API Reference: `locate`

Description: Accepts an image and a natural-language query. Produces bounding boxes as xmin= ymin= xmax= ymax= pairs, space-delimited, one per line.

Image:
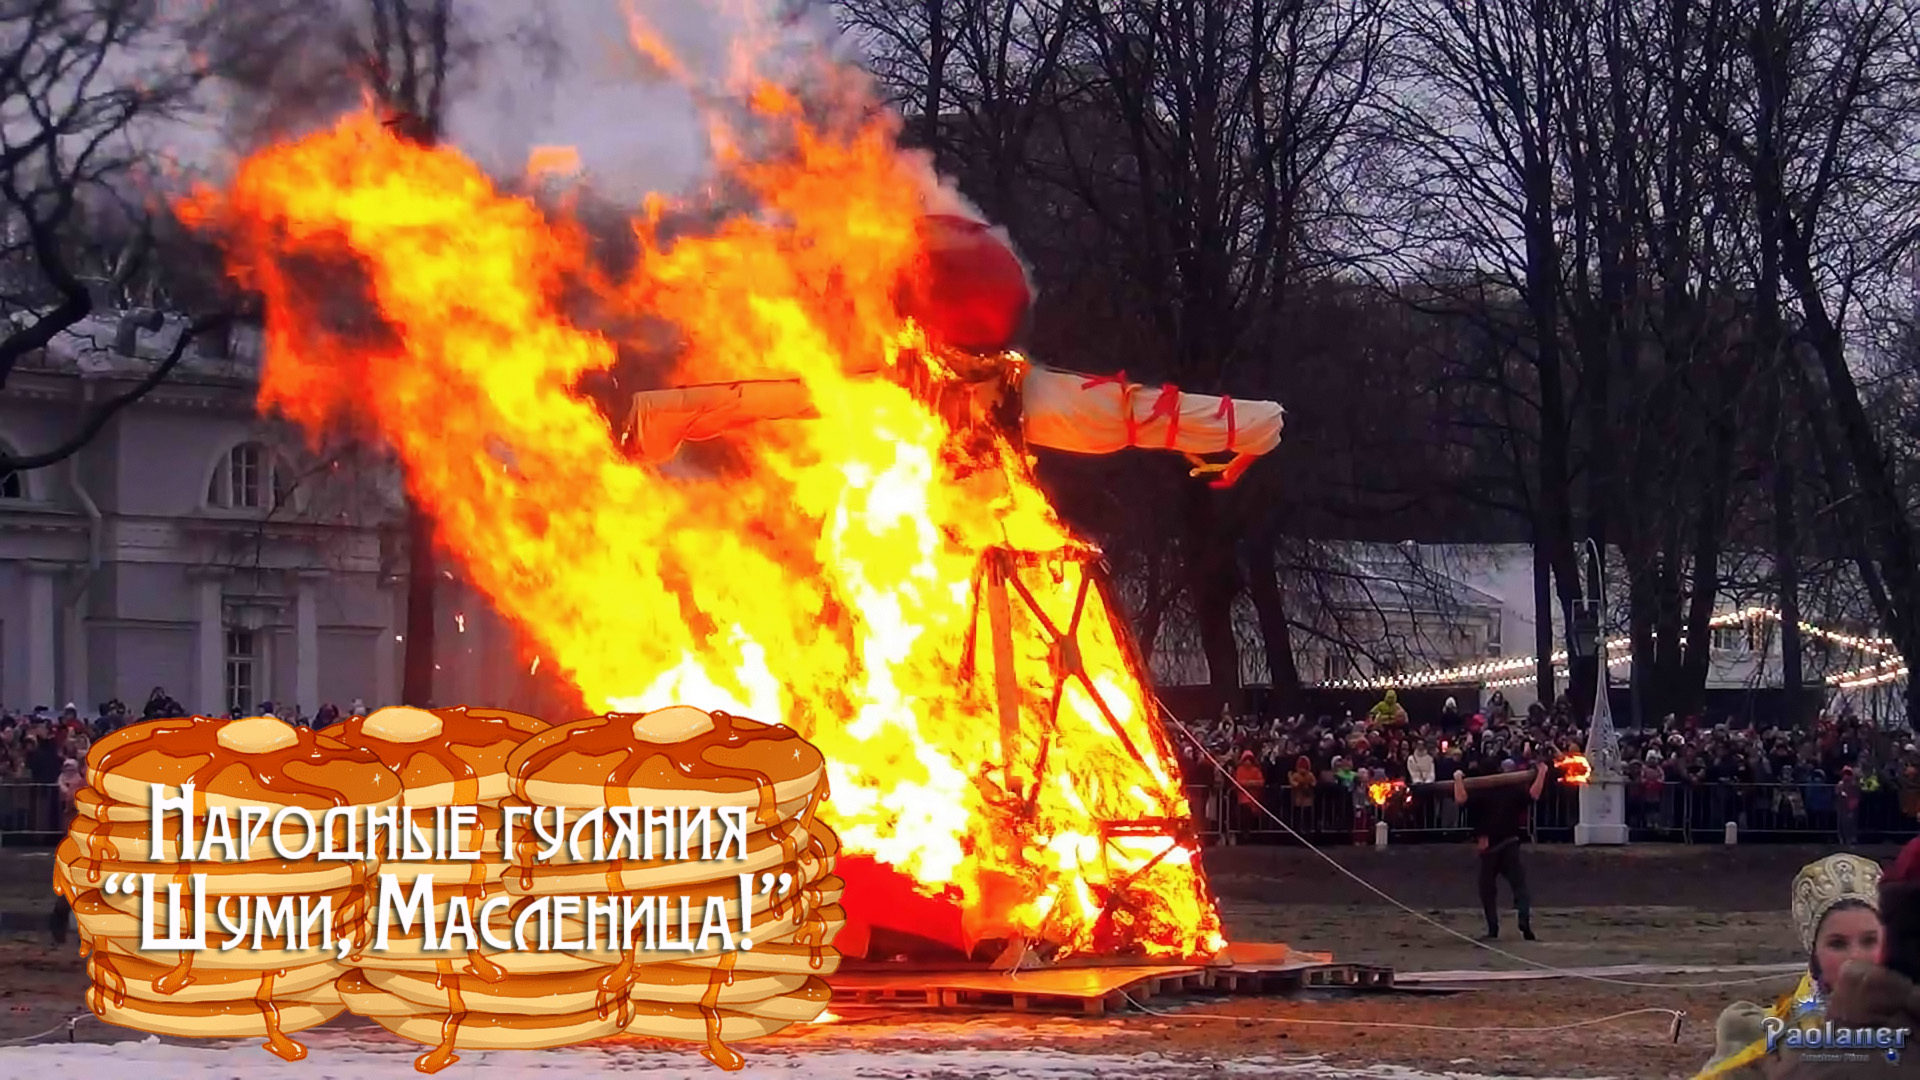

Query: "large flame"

xmin=184 ymin=57 xmax=1220 ymax=958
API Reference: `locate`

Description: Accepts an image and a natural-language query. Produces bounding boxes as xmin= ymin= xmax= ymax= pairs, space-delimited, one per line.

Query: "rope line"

xmin=1121 ymin=991 xmax=1684 ymax=1036
xmin=0 ymin=1013 xmax=88 ymax=1047
xmin=1162 ymin=702 xmax=1797 ymax=991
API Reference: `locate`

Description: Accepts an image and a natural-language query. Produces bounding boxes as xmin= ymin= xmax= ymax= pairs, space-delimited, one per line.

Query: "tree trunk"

xmin=1783 ymin=259 xmax=1920 ymax=728
xmin=1653 ymin=544 xmax=1684 ymax=716
xmin=403 ymin=502 xmax=437 ymax=706
xmin=1677 ymin=479 xmax=1727 ymax=719
xmin=1244 ymin=536 xmax=1299 ymax=710
xmin=1767 ymin=374 xmax=1805 ymax=713
xmin=1627 ymin=544 xmax=1656 ymax=728
xmin=1533 ymin=537 xmax=1556 ymax=704
xmin=1186 ymin=491 xmax=1241 ymax=714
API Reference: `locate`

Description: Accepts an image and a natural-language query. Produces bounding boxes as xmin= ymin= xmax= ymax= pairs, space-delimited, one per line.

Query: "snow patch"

xmin=0 ymin=1038 xmax=1615 ymax=1080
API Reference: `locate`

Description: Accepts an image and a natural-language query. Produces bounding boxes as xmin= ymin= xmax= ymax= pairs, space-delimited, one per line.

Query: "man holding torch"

xmin=1454 ymin=762 xmax=1547 ymax=941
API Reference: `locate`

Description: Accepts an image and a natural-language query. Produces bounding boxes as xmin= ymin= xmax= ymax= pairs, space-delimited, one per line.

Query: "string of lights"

xmin=1310 ymin=606 xmax=1902 ymax=692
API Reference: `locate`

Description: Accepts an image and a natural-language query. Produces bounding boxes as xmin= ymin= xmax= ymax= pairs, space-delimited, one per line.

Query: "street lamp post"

xmin=1574 ymin=539 xmax=1629 ymax=845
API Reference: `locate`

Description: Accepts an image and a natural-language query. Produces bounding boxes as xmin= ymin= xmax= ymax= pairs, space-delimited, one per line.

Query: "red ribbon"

xmin=1081 ymin=371 xmax=1142 ymax=445
xmin=1148 ymin=384 xmax=1183 ymax=448
xmin=1216 ymin=395 xmax=1237 ymax=452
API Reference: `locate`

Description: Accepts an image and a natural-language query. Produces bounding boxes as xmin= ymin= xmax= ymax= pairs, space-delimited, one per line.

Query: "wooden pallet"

xmin=1214 ymin=961 xmax=1395 ymax=994
xmin=828 ymin=957 xmax=1394 ymax=1017
xmin=830 ymin=964 xmax=1210 ymax=1016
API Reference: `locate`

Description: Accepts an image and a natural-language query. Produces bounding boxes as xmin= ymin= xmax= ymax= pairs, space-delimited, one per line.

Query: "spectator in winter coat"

xmin=1408 ymin=743 xmax=1436 ymax=785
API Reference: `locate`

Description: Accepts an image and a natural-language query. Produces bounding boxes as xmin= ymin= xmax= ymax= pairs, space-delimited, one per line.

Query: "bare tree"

xmin=1681 ymin=0 xmax=1920 ymax=725
xmin=0 ymin=1 xmax=235 ymax=472
xmin=1039 ymin=0 xmax=1385 ymax=709
xmin=838 ymin=0 xmax=1077 ymax=230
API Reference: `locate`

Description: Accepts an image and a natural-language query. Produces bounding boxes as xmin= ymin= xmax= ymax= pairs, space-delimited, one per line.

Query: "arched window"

xmin=207 ymin=441 xmax=293 ymax=512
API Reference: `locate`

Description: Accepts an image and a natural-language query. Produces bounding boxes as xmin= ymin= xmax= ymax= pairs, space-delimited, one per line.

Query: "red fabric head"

xmin=896 ymin=215 xmax=1032 ymax=353
xmin=1888 ymin=837 xmax=1920 ymax=886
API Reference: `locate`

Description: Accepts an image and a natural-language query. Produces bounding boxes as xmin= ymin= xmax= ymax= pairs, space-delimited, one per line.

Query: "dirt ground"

xmin=0 ymin=841 xmax=1882 ymax=1078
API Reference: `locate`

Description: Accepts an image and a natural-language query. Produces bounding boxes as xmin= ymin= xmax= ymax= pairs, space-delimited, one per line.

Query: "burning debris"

xmin=180 ymin=36 xmax=1292 ymax=964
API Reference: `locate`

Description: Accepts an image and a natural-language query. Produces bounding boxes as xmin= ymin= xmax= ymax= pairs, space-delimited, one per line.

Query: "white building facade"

xmin=0 ymin=314 xmax=516 ymax=717
xmin=1146 ymin=541 xmax=1897 ymax=715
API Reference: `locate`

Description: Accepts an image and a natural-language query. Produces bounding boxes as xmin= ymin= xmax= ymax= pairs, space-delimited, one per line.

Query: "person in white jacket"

xmin=1408 ymin=743 xmax=1436 ymax=784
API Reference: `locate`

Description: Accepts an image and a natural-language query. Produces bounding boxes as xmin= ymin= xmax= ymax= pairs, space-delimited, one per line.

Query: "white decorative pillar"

xmin=1573 ymin=543 xmax=1629 ymax=846
xmin=295 ymin=575 xmax=321 ymax=718
xmin=191 ymin=569 xmax=227 ymax=715
xmin=22 ymin=561 xmax=60 ymax=711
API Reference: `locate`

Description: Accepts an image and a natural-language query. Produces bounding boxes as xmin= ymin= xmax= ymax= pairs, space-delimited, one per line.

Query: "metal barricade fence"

xmin=1175 ymin=774 xmax=1920 ymax=846
xmin=0 ymin=782 xmax=65 ymax=845
xmin=5 ymin=778 xmax=1918 ymax=848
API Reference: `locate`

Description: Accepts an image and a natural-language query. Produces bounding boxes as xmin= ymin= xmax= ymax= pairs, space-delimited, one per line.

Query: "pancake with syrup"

xmin=335 ymin=971 xmax=623 ymax=1071
xmin=364 ymin=963 xmax=806 ymax=1015
xmin=354 ymin=894 xmax=845 ymax=982
xmin=86 ymin=714 xmax=402 ymax=815
xmin=496 ymin=791 xmax=816 ymax=867
xmin=87 ymin=951 xmax=340 ymax=1005
xmin=92 ymin=987 xmax=346 ymax=1044
xmin=621 ymin=962 xmax=812 ymax=1006
xmin=92 ymin=932 xmax=337 ymax=972
xmin=351 ymin=878 xmax=840 ymax=977
xmin=541 ymin=858 xmax=842 ymax=940
xmin=56 ymin=834 xmax=367 ymax=896
xmin=505 ymin=706 xmax=825 ymax=815
xmin=319 ymin=705 xmax=546 ymax=806
xmin=75 ymin=786 xmax=156 ymax=823
xmin=369 ymin=1005 xmax=625 ymax=1060
xmin=503 ymin=814 xmax=831 ymax=896
xmin=618 ymin=976 xmax=834 ymax=1067
xmin=68 ymin=804 xmax=299 ymax=863
xmin=75 ymin=883 xmax=366 ymax=944
xmin=672 ymin=899 xmax=846 ymax=976
xmin=381 ymin=855 xmax=507 ymax=887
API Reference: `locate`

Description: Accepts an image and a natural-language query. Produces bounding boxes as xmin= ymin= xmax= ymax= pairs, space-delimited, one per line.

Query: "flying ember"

xmin=181 ymin=56 xmax=1237 ymax=958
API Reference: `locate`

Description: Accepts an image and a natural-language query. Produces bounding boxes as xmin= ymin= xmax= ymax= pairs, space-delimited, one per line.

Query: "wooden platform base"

xmin=829 ymin=946 xmax=1393 ymax=1017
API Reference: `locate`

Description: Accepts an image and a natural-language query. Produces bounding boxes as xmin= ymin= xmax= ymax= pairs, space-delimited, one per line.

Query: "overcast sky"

xmin=155 ymin=0 xmax=837 ymax=203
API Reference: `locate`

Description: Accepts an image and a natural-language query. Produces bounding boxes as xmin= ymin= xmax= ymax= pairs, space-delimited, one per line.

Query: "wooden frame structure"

xmin=954 ymin=543 xmax=1215 ymax=968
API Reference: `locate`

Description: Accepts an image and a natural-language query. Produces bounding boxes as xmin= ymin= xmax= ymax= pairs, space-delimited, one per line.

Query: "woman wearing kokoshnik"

xmin=1696 ymin=853 xmax=1885 ymax=1078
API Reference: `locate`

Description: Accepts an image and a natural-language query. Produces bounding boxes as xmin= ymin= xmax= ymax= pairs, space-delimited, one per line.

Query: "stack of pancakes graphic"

xmin=514 ymin=705 xmax=846 ymax=1070
xmin=333 ymin=704 xmax=842 ymax=1072
xmin=317 ymin=705 xmax=549 ymax=1072
xmin=55 ymin=714 xmax=400 ymax=1061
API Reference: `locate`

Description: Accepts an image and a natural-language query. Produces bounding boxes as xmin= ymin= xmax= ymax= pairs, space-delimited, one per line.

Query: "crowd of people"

xmin=0 ymin=689 xmax=372 ymax=833
xmin=1171 ymin=689 xmax=1920 ymax=843
xmin=4 ymin=684 xmax=1920 ymax=845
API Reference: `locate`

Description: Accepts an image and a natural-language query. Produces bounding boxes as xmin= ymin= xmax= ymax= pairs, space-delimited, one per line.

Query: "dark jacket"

xmin=1767 ymin=962 xmax=1920 ymax=1077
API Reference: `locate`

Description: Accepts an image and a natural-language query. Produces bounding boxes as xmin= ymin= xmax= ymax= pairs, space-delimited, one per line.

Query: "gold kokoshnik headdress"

xmin=1791 ymin=853 xmax=1883 ymax=954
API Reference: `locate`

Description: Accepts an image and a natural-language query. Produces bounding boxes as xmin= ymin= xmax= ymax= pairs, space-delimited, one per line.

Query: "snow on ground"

xmin=0 ymin=1034 xmax=1605 ymax=1080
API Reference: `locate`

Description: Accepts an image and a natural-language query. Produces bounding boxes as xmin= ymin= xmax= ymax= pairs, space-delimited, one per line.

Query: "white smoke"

xmin=443 ymin=0 xmax=723 ymax=201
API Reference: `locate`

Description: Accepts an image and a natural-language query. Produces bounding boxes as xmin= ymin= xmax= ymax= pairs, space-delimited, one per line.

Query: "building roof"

xmin=13 ymin=310 xmax=265 ymax=387
xmin=1314 ymin=541 xmax=1506 ymax=616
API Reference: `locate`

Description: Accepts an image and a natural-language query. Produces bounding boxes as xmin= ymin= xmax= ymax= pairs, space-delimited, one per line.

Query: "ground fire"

xmin=178 ymin=51 xmax=1292 ymax=963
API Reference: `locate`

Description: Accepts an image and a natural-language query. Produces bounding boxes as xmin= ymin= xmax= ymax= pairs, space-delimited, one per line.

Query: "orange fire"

xmin=1558 ymin=754 xmax=1592 ymax=784
xmin=183 ymin=55 xmax=1220 ymax=958
xmin=1366 ymin=779 xmax=1406 ymax=807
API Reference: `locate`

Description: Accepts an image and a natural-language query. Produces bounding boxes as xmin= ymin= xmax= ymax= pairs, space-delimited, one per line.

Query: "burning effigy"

xmin=180 ymin=28 xmax=1285 ymax=970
